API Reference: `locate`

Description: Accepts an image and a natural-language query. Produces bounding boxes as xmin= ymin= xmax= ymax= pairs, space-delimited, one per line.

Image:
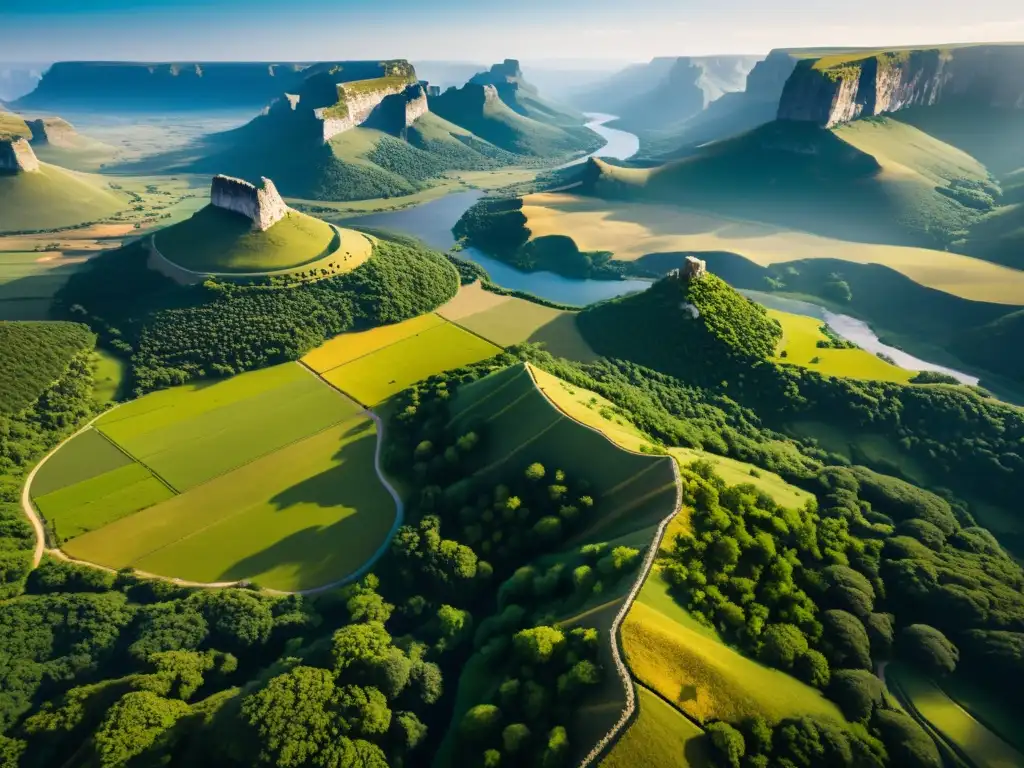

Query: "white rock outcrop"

xmin=0 ymin=137 xmax=40 ymax=173
xmin=210 ymin=174 xmax=287 ymax=231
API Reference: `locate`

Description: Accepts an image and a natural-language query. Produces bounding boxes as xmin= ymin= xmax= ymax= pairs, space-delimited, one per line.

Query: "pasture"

xmin=62 ymin=415 xmax=397 ymax=592
xmin=622 ymin=579 xmax=844 ymax=724
xmin=601 ymin=687 xmax=709 ymax=768
xmin=888 ymin=663 xmax=1024 ymax=768
xmin=438 ymin=282 xmax=597 ymax=361
xmin=0 ymin=164 xmax=127 ymax=232
xmin=317 ymin=318 xmax=501 ymax=405
xmin=95 ymin=362 xmax=358 ymax=490
xmin=769 ymin=309 xmax=914 ymax=383
xmin=302 ymin=312 xmax=446 ymax=373
xmin=520 ymin=192 xmax=1024 ymax=305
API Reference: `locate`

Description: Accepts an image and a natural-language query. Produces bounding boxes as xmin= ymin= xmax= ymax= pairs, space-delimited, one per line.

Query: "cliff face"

xmin=210 ymin=174 xmax=287 ymax=231
xmin=744 ymin=50 xmax=800 ymax=103
xmin=777 ymin=45 xmax=1024 ymax=127
xmin=317 ymin=76 xmax=419 ymax=141
xmin=27 ymin=117 xmax=78 ymax=147
xmin=0 ymin=137 xmax=40 ymax=173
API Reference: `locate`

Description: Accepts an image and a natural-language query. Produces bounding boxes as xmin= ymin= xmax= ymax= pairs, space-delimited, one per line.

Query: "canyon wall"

xmin=0 ymin=137 xmax=40 ymax=173
xmin=210 ymin=174 xmax=287 ymax=231
xmin=315 ymin=76 xmax=419 ymax=141
xmin=777 ymin=45 xmax=1024 ymax=127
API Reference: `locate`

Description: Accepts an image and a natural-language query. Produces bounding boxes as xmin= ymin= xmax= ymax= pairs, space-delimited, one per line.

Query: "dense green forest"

xmin=55 ymin=236 xmax=460 ymax=394
xmin=579 ymin=272 xmax=1024 ymax=511
xmin=453 ymin=197 xmax=636 ymax=280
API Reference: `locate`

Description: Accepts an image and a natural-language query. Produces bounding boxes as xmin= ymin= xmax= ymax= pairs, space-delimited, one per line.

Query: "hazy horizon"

xmin=2 ymin=0 xmax=1023 ymax=62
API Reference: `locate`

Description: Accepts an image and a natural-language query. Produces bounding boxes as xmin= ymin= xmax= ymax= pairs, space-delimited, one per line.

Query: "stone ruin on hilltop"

xmin=210 ymin=174 xmax=288 ymax=231
xmin=668 ymin=256 xmax=707 ymax=319
xmin=0 ymin=137 xmax=40 ymax=173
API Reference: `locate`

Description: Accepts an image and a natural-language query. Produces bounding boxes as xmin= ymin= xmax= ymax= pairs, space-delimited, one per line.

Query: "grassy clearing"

xmin=321 ymin=320 xmax=501 ymax=406
xmin=155 ymin=205 xmax=338 ymax=274
xmin=96 ymin=362 xmax=360 ymax=491
xmin=888 ymin=663 xmax=1024 ymax=768
xmin=64 ymin=416 xmax=395 ymax=591
xmin=0 ymin=164 xmax=127 ymax=232
xmin=439 ymin=282 xmax=597 ymax=361
xmin=622 ymin=595 xmax=844 ymax=724
xmin=601 ymin=686 xmax=709 ymax=768
xmin=302 ymin=313 xmax=446 ymax=373
xmin=91 ymin=349 xmax=127 ymax=406
xmin=520 ymin=192 xmax=1024 ymax=305
xmin=34 ymin=462 xmax=173 ymax=540
xmin=769 ymin=308 xmax=914 ymax=383
xmin=450 ymin=364 xmax=678 ymax=543
xmin=31 ymin=428 xmax=134 ymax=497
xmin=670 ymin=447 xmax=811 ymax=509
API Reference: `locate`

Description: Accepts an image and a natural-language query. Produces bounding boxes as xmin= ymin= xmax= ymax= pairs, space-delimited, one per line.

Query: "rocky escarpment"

xmin=210 ymin=174 xmax=287 ymax=231
xmin=26 ymin=117 xmax=78 ymax=147
xmin=778 ymin=45 xmax=1024 ymax=127
xmin=316 ymin=75 xmax=421 ymax=141
xmin=0 ymin=137 xmax=40 ymax=173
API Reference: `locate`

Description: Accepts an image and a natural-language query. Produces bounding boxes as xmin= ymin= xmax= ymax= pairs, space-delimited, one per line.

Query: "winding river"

xmin=348 ymin=114 xmax=977 ymax=384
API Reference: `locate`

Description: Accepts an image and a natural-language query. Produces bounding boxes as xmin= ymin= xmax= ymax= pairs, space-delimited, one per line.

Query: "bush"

xmin=898 ymin=624 xmax=959 ymax=676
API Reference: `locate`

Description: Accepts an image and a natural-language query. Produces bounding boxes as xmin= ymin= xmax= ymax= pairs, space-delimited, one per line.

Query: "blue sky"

xmin=2 ymin=0 xmax=1022 ymax=62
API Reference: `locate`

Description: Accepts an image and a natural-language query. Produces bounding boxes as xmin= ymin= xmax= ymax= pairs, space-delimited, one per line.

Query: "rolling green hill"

xmin=0 ymin=111 xmax=30 ymax=139
xmin=0 ymin=163 xmax=127 ymax=232
xmin=572 ymin=118 xmax=994 ymax=247
xmin=154 ymin=204 xmax=339 ymax=273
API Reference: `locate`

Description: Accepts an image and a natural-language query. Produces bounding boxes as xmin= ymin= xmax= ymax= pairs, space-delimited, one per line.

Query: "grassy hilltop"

xmin=0 ymin=163 xmax=127 ymax=232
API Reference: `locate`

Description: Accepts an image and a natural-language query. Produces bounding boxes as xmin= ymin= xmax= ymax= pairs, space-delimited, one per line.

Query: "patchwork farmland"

xmin=30 ymin=361 xmax=399 ymax=591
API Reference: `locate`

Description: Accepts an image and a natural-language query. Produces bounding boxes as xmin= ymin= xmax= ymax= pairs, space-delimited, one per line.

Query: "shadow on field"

xmin=215 ymin=418 xmax=396 ymax=590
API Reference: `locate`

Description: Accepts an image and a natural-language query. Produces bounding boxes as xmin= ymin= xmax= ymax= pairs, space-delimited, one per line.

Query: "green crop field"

xmin=623 ymin=575 xmax=845 ymax=725
xmin=63 ymin=415 xmax=396 ymax=591
xmin=96 ymin=362 xmax=360 ymax=490
xmin=0 ymin=165 xmax=127 ymax=232
xmin=888 ymin=663 xmax=1024 ymax=768
xmin=34 ymin=462 xmax=174 ymax=540
xmin=0 ymin=251 xmax=85 ymax=304
xmin=601 ymin=686 xmax=709 ymax=768
xmin=769 ymin=309 xmax=914 ymax=383
xmin=321 ymin=319 xmax=501 ymax=405
xmin=302 ymin=312 xmax=446 ymax=373
xmin=31 ymin=427 xmax=133 ymax=496
xmin=154 ymin=205 xmax=339 ymax=274
xmin=449 ymin=364 xmax=678 ymax=544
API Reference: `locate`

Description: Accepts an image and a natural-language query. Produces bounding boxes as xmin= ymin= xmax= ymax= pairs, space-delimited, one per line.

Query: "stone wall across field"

xmin=0 ymin=137 xmax=40 ymax=173
xmin=210 ymin=174 xmax=288 ymax=231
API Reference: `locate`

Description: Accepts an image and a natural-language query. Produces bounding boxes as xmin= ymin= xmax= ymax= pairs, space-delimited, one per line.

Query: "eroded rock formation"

xmin=0 ymin=137 xmax=40 ymax=173
xmin=777 ymin=45 xmax=1024 ymax=127
xmin=210 ymin=174 xmax=287 ymax=231
xmin=26 ymin=117 xmax=78 ymax=147
xmin=316 ymin=76 xmax=418 ymax=141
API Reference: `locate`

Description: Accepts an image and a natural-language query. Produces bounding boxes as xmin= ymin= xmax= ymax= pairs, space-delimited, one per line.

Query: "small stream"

xmin=347 ymin=116 xmax=977 ymax=384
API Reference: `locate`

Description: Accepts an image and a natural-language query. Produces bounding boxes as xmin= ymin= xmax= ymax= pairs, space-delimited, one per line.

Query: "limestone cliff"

xmin=26 ymin=117 xmax=78 ymax=147
xmin=316 ymin=74 xmax=420 ymax=141
xmin=210 ymin=174 xmax=287 ymax=231
xmin=0 ymin=137 xmax=40 ymax=173
xmin=777 ymin=45 xmax=1024 ymax=127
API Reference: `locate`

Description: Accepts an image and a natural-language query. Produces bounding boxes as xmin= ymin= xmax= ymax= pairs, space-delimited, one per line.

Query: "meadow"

xmin=519 ymin=192 xmax=1024 ymax=305
xmin=601 ymin=686 xmax=709 ymax=768
xmin=62 ymin=415 xmax=397 ymax=591
xmin=623 ymin=578 xmax=845 ymax=724
xmin=438 ymin=281 xmax=597 ymax=361
xmin=768 ymin=308 xmax=914 ymax=383
xmin=315 ymin=316 xmax=501 ymax=405
xmin=0 ymin=164 xmax=128 ymax=232
xmin=888 ymin=663 xmax=1024 ymax=768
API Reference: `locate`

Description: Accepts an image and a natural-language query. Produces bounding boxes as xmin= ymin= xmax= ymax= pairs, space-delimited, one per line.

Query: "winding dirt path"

xmin=20 ymin=406 xmax=404 ymax=596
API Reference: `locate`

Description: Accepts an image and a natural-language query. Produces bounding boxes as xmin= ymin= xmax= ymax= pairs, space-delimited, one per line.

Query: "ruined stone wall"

xmin=778 ymin=45 xmax=1024 ymax=127
xmin=210 ymin=174 xmax=288 ymax=231
xmin=26 ymin=117 xmax=78 ymax=147
xmin=0 ymin=137 xmax=40 ymax=172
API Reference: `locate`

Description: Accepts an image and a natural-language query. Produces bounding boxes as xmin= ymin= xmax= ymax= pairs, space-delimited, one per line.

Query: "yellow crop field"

xmin=889 ymin=664 xmax=1024 ymax=768
xmin=301 ymin=313 xmax=446 ymax=373
xmin=321 ymin=320 xmax=502 ymax=405
xmin=601 ymin=687 xmax=709 ymax=768
xmin=622 ymin=599 xmax=844 ymax=724
xmin=63 ymin=416 xmax=396 ymax=592
xmin=438 ymin=282 xmax=597 ymax=362
xmin=520 ymin=193 xmax=1024 ymax=305
xmin=769 ymin=309 xmax=913 ymax=382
